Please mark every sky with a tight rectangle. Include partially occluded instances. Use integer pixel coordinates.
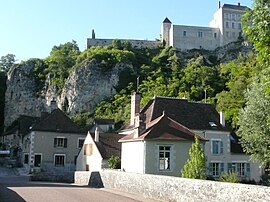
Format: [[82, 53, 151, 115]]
[[0, 0, 252, 62]]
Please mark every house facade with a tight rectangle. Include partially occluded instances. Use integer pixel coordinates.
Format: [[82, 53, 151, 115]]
[[119, 93, 263, 182], [76, 129, 123, 172], [20, 108, 86, 173]]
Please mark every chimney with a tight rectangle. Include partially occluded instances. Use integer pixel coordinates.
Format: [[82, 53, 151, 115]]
[[220, 112, 225, 127], [50, 98, 57, 112], [94, 127, 99, 142], [238, 2, 240, 6], [130, 92, 141, 126], [218, 1, 221, 8]]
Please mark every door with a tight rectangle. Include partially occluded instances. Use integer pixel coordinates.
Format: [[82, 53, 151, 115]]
[[34, 154, 41, 167]]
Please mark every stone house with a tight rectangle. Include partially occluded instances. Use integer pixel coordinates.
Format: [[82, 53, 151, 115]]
[[76, 129, 124, 171], [119, 93, 263, 182], [20, 108, 86, 173]]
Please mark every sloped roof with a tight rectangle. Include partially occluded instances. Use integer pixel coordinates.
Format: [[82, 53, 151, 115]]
[[91, 133, 124, 159], [119, 112, 207, 142], [4, 115, 40, 136], [163, 17, 172, 24], [141, 96, 231, 131], [94, 118, 115, 125], [222, 4, 249, 11], [31, 109, 83, 133]]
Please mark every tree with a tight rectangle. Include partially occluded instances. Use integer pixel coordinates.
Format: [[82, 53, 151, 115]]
[[237, 79, 270, 166], [0, 54, 15, 73], [181, 136, 207, 179], [242, 0, 270, 67]]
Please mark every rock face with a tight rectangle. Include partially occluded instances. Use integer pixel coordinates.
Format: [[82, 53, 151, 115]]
[[4, 58, 134, 127]]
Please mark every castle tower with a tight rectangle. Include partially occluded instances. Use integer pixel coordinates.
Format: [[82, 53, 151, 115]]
[[161, 17, 172, 46]]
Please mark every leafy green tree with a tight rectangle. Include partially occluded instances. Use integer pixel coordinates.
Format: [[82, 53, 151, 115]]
[[0, 54, 15, 73], [45, 40, 80, 92], [242, 0, 270, 67], [181, 137, 207, 179], [237, 79, 270, 166]]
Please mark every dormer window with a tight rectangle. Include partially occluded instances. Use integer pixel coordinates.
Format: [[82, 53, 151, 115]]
[[209, 122, 217, 127]]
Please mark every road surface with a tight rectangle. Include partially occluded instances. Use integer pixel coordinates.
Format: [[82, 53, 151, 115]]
[[0, 166, 159, 202]]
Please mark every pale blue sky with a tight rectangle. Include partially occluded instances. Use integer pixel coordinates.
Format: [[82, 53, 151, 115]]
[[0, 0, 252, 61]]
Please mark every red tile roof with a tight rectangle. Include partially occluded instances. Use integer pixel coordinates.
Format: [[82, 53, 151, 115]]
[[119, 112, 207, 142]]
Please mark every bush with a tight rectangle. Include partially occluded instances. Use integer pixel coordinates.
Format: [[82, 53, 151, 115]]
[[219, 171, 239, 183], [108, 155, 121, 169]]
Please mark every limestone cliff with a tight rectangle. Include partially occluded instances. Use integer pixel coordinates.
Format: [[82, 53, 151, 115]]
[[4, 58, 134, 127]]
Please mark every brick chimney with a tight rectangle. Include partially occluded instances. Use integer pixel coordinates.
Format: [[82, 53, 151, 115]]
[[130, 92, 141, 126], [50, 98, 57, 113]]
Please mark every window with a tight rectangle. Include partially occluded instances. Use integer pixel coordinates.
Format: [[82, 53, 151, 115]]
[[198, 31, 203, 38], [54, 137, 67, 148], [159, 146, 171, 171], [238, 23, 242, 29], [226, 32, 229, 37], [183, 31, 186, 37], [54, 154, 65, 167], [232, 14, 236, 20], [232, 22, 235, 29], [24, 154, 29, 164], [232, 32, 236, 38], [224, 13, 228, 19], [77, 138, 85, 148], [209, 162, 224, 177], [34, 154, 42, 167], [214, 33, 217, 38], [211, 140, 223, 155], [228, 163, 250, 177], [225, 22, 229, 28], [84, 144, 93, 156]]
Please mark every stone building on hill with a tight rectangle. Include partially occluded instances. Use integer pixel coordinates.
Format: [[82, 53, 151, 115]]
[[87, 2, 249, 51]]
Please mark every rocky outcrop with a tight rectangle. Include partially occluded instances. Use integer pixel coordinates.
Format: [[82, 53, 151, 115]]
[[4, 58, 134, 127]]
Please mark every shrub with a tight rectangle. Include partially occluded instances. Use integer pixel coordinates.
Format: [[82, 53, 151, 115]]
[[108, 155, 121, 169], [219, 171, 239, 183]]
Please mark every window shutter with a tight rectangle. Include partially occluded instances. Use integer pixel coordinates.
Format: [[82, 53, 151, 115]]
[[220, 141, 223, 154], [228, 163, 232, 172], [54, 138, 57, 147], [64, 138, 67, 148], [220, 163, 224, 174], [246, 163, 251, 177]]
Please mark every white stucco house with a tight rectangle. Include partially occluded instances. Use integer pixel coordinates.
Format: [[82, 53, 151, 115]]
[[119, 93, 263, 182], [76, 129, 124, 172]]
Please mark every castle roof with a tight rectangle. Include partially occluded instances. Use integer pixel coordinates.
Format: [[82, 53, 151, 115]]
[[222, 3, 249, 11], [163, 17, 172, 24]]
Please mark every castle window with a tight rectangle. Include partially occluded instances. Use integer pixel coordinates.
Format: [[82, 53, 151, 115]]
[[183, 31, 186, 37], [232, 22, 235, 29], [198, 31, 203, 38], [238, 23, 242, 29], [225, 22, 229, 28]]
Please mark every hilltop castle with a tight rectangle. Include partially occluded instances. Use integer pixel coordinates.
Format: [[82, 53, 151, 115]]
[[87, 2, 249, 50]]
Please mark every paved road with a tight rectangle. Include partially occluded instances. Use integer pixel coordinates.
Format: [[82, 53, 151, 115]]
[[0, 167, 159, 202]]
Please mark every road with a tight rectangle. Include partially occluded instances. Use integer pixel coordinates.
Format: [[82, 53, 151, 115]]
[[0, 167, 159, 202]]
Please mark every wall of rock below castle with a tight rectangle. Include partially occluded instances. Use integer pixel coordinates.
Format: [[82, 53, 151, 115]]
[[75, 170, 270, 202], [4, 58, 134, 127]]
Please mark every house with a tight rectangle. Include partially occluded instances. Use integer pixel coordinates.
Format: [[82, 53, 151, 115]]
[[76, 128, 124, 171], [20, 108, 86, 173], [119, 93, 263, 182]]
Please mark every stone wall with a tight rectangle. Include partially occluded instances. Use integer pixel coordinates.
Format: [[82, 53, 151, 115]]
[[86, 38, 160, 49], [75, 170, 270, 202]]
